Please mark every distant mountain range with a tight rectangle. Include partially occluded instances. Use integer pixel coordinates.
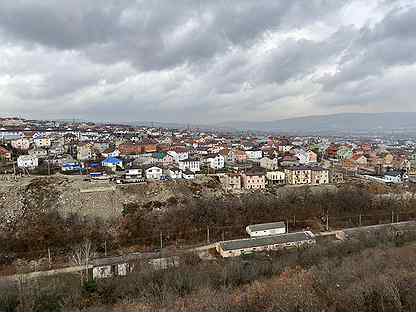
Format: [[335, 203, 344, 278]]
[[214, 112, 416, 134]]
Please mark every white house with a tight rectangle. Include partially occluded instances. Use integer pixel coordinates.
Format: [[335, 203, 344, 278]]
[[145, 166, 163, 180], [294, 151, 310, 165], [245, 149, 263, 160], [165, 167, 182, 179], [167, 150, 189, 162], [11, 138, 31, 150], [28, 148, 48, 159], [102, 148, 120, 158], [259, 157, 279, 170], [246, 222, 286, 237], [17, 155, 39, 169], [34, 137, 51, 148], [179, 158, 200, 172], [205, 154, 225, 170], [266, 171, 285, 184], [182, 170, 195, 180]]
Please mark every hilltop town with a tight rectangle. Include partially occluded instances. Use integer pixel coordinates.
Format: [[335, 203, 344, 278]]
[[1, 116, 414, 189], [3, 116, 416, 311]]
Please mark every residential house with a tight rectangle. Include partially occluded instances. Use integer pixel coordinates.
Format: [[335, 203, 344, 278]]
[[34, 137, 51, 148], [11, 138, 31, 150], [307, 150, 318, 163], [179, 157, 200, 173], [228, 149, 247, 163], [77, 143, 93, 161], [102, 148, 120, 158], [285, 166, 312, 185], [48, 145, 65, 156], [336, 146, 353, 160], [292, 149, 308, 165], [330, 171, 344, 184], [259, 157, 279, 170], [383, 153, 394, 165], [219, 173, 241, 191], [167, 147, 189, 162], [145, 166, 163, 180], [182, 169, 195, 180], [311, 167, 329, 185], [153, 152, 175, 166], [62, 162, 82, 172], [17, 155, 39, 169], [266, 171, 285, 184], [279, 155, 299, 167], [245, 149, 263, 160], [325, 145, 338, 159], [241, 172, 266, 190], [28, 148, 48, 159], [0, 146, 12, 161], [165, 167, 182, 180], [277, 145, 293, 153], [102, 157, 123, 170], [118, 144, 142, 156], [205, 154, 225, 170], [351, 155, 368, 166]]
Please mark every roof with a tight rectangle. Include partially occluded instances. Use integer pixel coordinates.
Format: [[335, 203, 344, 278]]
[[102, 157, 122, 164], [384, 171, 402, 177], [247, 222, 286, 232], [285, 165, 311, 171], [0, 146, 11, 154], [219, 231, 314, 251]]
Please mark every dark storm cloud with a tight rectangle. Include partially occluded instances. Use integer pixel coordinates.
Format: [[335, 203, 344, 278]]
[[0, 0, 344, 70], [0, 0, 415, 122]]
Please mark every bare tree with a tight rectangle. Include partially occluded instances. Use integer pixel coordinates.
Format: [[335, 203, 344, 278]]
[[71, 239, 95, 285]]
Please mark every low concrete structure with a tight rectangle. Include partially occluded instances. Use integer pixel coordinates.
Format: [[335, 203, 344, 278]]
[[217, 231, 315, 258], [246, 221, 286, 237]]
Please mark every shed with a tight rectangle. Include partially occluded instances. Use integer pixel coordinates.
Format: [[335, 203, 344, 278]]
[[246, 221, 286, 237]]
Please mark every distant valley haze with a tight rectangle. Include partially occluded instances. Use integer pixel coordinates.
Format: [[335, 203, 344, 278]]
[[124, 112, 416, 134]]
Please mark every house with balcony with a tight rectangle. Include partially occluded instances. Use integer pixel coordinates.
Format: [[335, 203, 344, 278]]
[[284, 166, 312, 185], [241, 171, 266, 190], [179, 157, 201, 173]]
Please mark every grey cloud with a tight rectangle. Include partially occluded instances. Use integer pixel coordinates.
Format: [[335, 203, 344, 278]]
[[0, 0, 345, 71], [321, 7, 416, 91], [1, 0, 416, 123]]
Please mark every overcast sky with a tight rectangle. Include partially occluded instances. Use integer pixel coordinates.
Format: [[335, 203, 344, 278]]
[[0, 0, 415, 123]]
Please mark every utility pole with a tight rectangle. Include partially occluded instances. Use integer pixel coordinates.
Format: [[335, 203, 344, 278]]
[[13, 161, 16, 180], [48, 247, 51, 268], [391, 211, 394, 224], [47, 153, 51, 176], [104, 240, 107, 257], [160, 231, 163, 250], [326, 210, 329, 231], [359, 214, 362, 227], [207, 226, 210, 244]]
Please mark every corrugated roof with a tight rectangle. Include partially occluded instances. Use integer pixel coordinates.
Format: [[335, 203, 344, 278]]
[[247, 222, 286, 232], [219, 231, 314, 251]]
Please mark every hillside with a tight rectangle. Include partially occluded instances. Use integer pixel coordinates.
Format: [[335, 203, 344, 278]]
[[216, 112, 416, 134]]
